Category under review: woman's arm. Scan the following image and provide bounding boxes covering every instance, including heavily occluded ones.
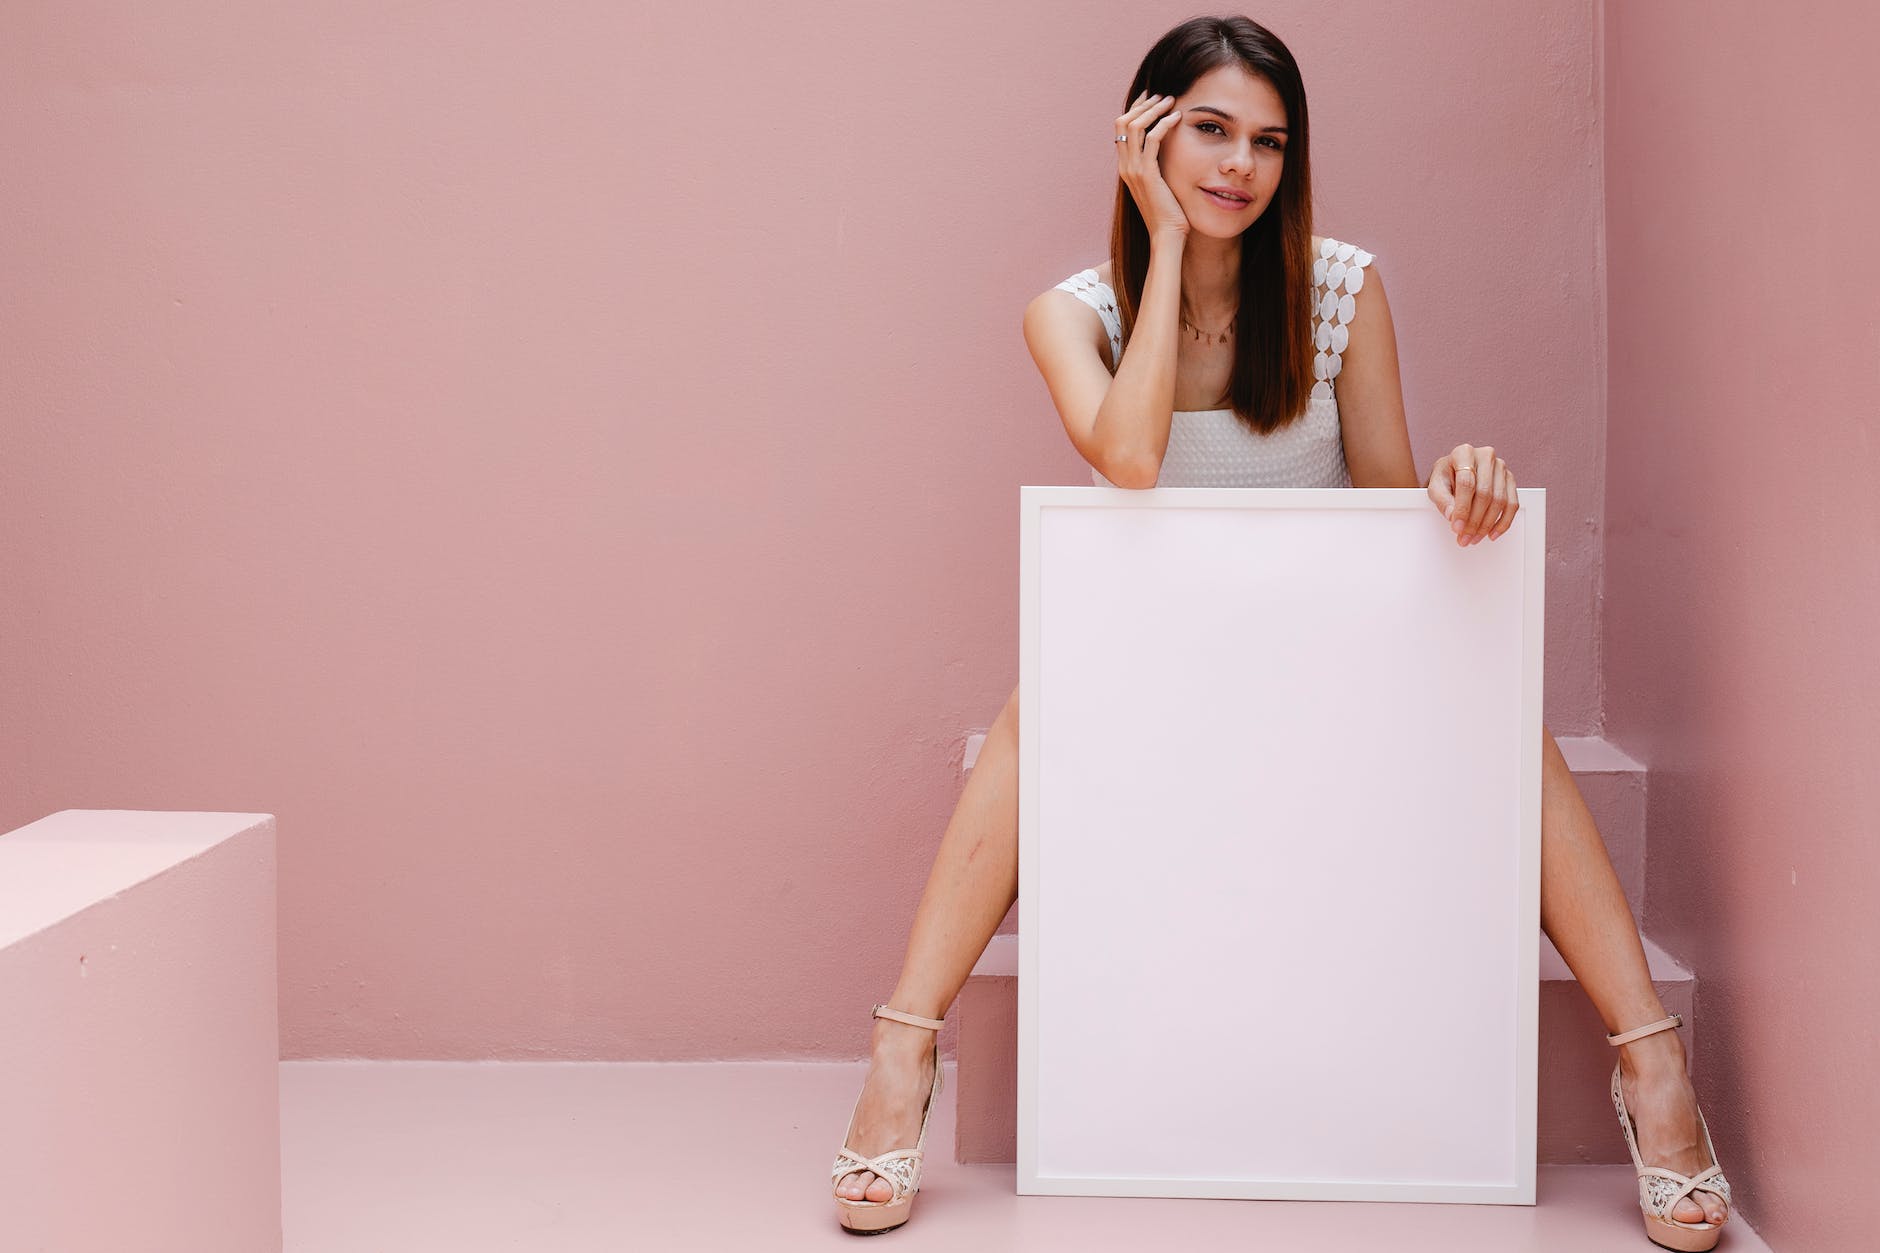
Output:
[1022,234,1188,488]
[1088,234,1187,486]
[1333,263,1420,490]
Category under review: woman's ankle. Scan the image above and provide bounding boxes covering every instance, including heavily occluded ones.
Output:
[1617,1025,1688,1080]
[871,1017,939,1061]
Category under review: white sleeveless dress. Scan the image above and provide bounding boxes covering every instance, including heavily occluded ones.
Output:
[1053,237,1376,488]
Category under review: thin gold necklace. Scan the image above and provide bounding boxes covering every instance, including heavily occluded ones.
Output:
[1180,311,1237,346]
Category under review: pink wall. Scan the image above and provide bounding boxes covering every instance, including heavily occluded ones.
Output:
[1601,3,1880,1248]
[0,4,1607,1060]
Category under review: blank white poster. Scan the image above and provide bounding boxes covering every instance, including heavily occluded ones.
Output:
[1017,486,1545,1205]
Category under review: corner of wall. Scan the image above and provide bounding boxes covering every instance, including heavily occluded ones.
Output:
[1592,0,1613,741]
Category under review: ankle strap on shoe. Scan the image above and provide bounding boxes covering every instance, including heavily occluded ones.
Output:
[873,1004,946,1031]
[1606,1012,1682,1047]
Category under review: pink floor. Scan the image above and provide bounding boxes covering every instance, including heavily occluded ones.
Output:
[280,1059,1770,1252]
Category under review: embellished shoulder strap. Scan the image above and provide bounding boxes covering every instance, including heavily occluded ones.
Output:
[1310,238,1376,401]
[1053,269,1123,371]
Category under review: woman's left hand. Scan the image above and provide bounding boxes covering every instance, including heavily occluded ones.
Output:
[1428,444,1518,547]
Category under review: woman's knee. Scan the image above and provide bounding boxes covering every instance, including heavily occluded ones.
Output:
[995,682,1020,736]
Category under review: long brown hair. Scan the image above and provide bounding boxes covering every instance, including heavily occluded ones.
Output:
[1110,16,1315,434]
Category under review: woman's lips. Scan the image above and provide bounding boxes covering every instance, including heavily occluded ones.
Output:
[1203,189,1251,210]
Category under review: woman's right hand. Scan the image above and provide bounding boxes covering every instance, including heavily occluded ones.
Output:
[1116,92,1191,239]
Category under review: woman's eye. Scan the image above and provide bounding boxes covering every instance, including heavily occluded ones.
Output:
[1196,122,1282,151]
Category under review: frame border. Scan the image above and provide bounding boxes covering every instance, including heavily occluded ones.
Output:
[1016,485,1545,1204]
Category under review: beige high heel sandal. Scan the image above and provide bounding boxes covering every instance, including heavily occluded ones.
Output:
[830,1003,945,1235]
[1608,1012,1733,1251]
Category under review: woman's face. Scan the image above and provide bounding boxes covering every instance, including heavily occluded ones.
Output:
[1159,66,1290,236]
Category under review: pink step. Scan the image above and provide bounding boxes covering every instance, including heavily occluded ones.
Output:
[954,929,1694,1166]
[0,809,283,1252]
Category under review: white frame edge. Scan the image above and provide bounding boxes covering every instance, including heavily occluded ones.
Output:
[1016,484,1546,1205]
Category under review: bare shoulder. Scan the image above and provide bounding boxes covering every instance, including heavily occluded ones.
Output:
[1314,235,1385,320]
[1339,242,1393,343]
[1028,264,1116,373]
[1349,245,1389,314]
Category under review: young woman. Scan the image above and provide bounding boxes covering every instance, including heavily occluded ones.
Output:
[831,16,1734,1249]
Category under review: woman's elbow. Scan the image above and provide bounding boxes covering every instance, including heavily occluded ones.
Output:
[1105,453,1161,489]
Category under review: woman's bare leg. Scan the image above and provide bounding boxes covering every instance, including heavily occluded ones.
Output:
[836,683,1021,1203]
[837,710,1729,1221]
[1537,723,1729,1226]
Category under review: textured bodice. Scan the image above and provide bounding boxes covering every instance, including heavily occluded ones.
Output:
[1053,237,1376,488]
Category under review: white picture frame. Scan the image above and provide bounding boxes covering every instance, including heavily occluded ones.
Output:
[1016,485,1545,1204]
